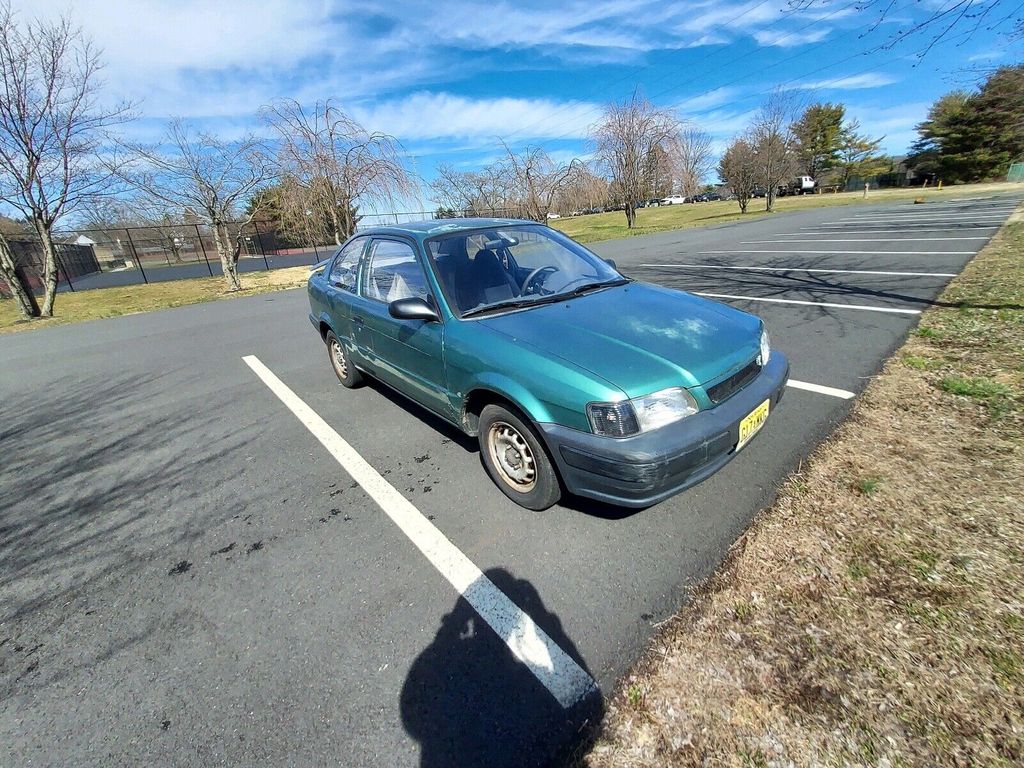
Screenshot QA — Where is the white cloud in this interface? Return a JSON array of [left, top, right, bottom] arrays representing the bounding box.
[[793, 73, 901, 91], [350, 92, 600, 143], [753, 27, 832, 47]]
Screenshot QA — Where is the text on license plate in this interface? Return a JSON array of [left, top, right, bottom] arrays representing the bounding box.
[[737, 399, 770, 451]]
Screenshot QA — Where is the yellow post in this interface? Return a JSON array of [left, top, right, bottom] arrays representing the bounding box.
[[938, 179, 943, 190]]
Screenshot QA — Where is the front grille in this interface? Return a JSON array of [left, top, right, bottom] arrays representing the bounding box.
[[706, 358, 761, 404]]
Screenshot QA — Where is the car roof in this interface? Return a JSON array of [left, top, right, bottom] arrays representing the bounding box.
[[354, 217, 535, 240]]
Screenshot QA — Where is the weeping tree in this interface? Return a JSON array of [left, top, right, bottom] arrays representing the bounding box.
[[261, 99, 416, 244], [591, 91, 680, 228], [0, 2, 131, 318], [119, 120, 275, 291], [499, 142, 583, 222]]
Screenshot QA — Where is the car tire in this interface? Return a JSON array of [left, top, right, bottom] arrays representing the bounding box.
[[478, 404, 562, 511], [325, 330, 364, 388]]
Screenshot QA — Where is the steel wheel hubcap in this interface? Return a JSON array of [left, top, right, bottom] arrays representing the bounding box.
[[330, 339, 348, 378], [487, 421, 536, 492]]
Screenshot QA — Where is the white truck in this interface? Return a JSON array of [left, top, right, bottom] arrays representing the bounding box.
[[790, 175, 817, 195]]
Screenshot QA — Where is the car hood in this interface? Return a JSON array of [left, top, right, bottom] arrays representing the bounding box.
[[476, 282, 762, 399]]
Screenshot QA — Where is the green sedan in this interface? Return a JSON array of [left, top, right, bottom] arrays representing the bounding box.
[[307, 218, 789, 510]]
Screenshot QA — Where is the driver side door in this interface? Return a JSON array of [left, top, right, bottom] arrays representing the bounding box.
[[358, 238, 451, 418]]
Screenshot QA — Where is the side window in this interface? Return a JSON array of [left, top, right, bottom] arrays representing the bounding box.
[[328, 239, 364, 294], [362, 240, 429, 304]]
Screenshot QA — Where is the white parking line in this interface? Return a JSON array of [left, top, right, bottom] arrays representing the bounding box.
[[698, 250, 974, 255], [694, 292, 921, 314], [792, 229, 996, 235], [741, 238, 987, 242], [786, 379, 856, 399], [832, 216, 1008, 223], [640, 263, 957, 277], [242, 355, 598, 709]]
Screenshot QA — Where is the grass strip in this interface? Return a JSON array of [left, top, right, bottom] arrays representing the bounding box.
[[0, 266, 311, 334], [584, 206, 1024, 766], [553, 182, 1022, 243]]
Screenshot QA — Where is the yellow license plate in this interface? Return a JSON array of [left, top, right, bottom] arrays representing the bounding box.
[[737, 399, 770, 451]]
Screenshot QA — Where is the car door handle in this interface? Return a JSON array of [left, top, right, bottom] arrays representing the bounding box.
[[353, 314, 364, 324]]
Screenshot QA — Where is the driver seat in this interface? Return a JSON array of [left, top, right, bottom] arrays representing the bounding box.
[[471, 249, 519, 305]]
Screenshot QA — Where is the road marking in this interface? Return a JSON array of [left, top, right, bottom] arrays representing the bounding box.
[[741, 237, 987, 242], [241, 355, 597, 709], [792, 229, 996, 235], [786, 379, 856, 399], [698, 249, 974, 255], [640, 263, 957, 277], [833, 216, 1008, 223], [694, 292, 921, 314]]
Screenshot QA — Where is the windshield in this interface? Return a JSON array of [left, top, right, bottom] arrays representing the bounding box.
[[426, 225, 625, 317]]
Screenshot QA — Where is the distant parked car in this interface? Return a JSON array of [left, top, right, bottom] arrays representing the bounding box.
[[752, 186, 768, 198], [704, 192, 722, 202], [307, 218, 788, 510], [546, 212, 560, 219], [661, 195, 687, 205]]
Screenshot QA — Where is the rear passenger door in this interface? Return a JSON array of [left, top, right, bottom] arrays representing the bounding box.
[[325, 237, 375, 363], [358, 238, 450, 417]]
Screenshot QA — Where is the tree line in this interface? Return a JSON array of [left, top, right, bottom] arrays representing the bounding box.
[[907, 65, 1024, 183], [2, 0, 1020, 322], [0, 4, 417, 319]]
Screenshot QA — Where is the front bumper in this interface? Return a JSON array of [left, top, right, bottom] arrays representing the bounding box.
[[539, 352, 790, 508]]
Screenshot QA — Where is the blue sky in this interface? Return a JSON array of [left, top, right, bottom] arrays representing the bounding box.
[[18, 0, 1024, 210]]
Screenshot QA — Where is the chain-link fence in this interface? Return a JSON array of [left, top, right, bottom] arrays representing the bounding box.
[[1008, 162, 1024, 183], [2, 208, 533, 296]]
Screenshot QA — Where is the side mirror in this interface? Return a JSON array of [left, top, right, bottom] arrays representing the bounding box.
[[389, 297, 440, 322], [604, 258, 618, 269]]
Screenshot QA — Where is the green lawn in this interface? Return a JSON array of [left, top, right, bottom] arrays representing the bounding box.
[[0, 266, 311, 334], [551, 181, 1024, 243]]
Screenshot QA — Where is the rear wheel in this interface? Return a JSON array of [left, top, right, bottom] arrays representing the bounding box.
[[325, 330, 363, 388], [478, 404, 561, 510]]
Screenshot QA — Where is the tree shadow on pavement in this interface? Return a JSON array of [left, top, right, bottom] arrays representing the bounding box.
[[0, 371, 257, 698], [400, 567, 603, 768]]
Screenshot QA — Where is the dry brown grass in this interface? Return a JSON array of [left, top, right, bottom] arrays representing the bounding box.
[[585, 212, 1024, 767], [0, 266, 311, 333]]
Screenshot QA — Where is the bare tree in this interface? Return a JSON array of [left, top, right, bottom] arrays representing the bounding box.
[[262, 99, 415, 244], [0, 2, 131, 318], [750, 92, 800, 212], [718, 138, 759, 214], [667, 127, 714, 198], [430, 163, 512, 216], [789, 1, 1024, 57], [591, 91, 681, 228], [118, 120, 275, 291], [499, 142, 582, 222]]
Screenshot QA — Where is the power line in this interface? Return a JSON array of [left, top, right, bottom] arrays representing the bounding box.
[[502, 0, 864, 148], [497, 0, 777, 145]]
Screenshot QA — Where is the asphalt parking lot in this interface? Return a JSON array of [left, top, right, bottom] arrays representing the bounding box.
[[2, 194, 1020, 767]]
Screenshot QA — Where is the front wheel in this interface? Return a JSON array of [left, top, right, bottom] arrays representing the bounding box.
[[325, 330, 364, 388], [478, 404, 561, 510]]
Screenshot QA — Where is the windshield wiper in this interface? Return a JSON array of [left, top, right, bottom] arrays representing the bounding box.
[[461, 278, 631, 318], [559, 277, 632, 299], [461, 298, 542, 318]]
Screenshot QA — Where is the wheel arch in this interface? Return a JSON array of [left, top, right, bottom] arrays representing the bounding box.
[[460, 379, 552, 436]]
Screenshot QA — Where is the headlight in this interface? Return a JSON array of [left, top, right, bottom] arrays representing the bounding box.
[[759, 327, 771, 366], [588, 387, 699, 437]]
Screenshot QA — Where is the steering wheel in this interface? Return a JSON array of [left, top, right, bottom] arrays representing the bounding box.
[[521, 265, 560, 295]]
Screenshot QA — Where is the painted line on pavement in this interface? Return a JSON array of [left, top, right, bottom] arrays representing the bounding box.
[[786, 379, 856, 399], [791, 229, 996, 235], [741, 237, 987, 242], [241, 354, 598, 709], [640, 263, 957, 277], [698, 249, 974, 255], [694, 292, 921, 315], [832, 216, 1008, 223]]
